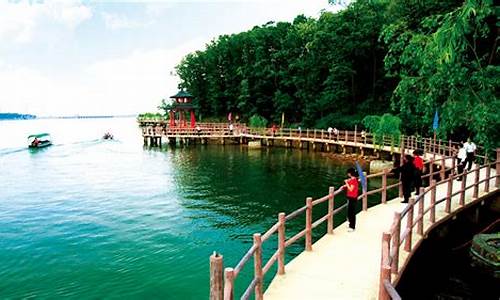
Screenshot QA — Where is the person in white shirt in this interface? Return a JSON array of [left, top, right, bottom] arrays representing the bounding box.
[[463, 138, 476, 171], [327, 127, 333, 138], [456, 143, 467, 181]]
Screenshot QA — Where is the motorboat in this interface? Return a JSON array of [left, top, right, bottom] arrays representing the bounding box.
[[103, 132, 114, 140], [28, 133, 52, 148]]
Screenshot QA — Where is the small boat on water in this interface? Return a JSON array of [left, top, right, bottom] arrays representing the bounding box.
[[102, 132, 114, 140], [28, 133, 52, 148]]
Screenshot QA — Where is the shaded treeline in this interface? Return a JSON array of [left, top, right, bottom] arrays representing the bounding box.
[[176, 0, 499, 149]]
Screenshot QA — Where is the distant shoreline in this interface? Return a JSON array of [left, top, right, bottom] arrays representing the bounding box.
[[0, 114, 137, 121]]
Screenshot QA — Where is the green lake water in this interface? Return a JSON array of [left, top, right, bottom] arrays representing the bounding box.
[[0, 118, 394, 299]]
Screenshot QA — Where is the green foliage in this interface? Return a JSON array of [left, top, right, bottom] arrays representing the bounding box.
[[176, 0, 391, 127], [363, 113, 401, 144], [382, 0, 499, 150], [137, 112, 164, 120], [174, 0, 499, 149], [157, 99, 173, 117], [248, 114, 268, 128]]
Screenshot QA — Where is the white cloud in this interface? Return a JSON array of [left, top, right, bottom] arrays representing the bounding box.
[[0, 38, 205, 116], [0, 0, 92, 43], [102, 12, 147, 30]]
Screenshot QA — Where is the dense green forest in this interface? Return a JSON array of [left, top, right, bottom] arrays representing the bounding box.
[[174, 0, 499, 149]]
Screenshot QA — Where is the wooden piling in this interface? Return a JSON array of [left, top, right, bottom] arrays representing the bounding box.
[[430, 180, 437, 223], [440, 158, 445, 181], [460, 171, 467, 206], [391, 212, 401, 274], [223, 268, 234, 300], [473, 166, 480, 199], [445, 175, 452, 214], [327, 187, 334, 234], [210, 253, 224, 300], [253, 233, 263, 300], [417, 195, 424, 236], [277, 213, 286, 275], [379, 232, 392, 300], [485, 163, 490, 193], [305, 197, 313, 251], [362, 176, 368, 211], [404, 198, 414, 252], [382, 169, 388, 204]]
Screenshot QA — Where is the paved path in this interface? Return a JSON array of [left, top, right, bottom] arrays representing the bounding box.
[[264, 165, 497, 300]]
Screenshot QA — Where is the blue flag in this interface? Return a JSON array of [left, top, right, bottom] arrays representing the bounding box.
[[355, 161, 367, 192], [432, 110, 439, 131]]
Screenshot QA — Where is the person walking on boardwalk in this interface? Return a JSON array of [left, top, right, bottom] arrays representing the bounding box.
[[464, 138, 476, 171], [392, 155, 417, 203], [342, 168, 359, 232], [456, 142, 467, 181], [413, 150, 424, 195]]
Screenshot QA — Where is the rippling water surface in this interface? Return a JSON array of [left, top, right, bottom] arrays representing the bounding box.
[[0, 118, 382, 299]]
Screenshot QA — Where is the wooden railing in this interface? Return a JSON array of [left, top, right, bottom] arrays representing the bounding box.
[[138, 121, 486, 159], [210, 186, 344, 300], [379, 149, 500, 300], [206, 128, 483, 300]]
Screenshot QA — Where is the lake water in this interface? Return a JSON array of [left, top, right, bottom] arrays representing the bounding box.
[[0, 118, 386, 299]]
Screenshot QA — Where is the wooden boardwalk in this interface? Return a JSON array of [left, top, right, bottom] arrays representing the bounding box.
[[137, 121, 498, 300], [264, 165, 497, 300]]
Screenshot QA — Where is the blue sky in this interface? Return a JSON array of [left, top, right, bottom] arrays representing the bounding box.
[[0, 0, 340, 116]]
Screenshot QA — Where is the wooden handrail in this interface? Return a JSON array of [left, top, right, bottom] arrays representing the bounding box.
[[380, 149, 500, 300], [200, 124, 497, 300]]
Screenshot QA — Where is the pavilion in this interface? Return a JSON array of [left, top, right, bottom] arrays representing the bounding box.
[[169, 90, 196, 128]]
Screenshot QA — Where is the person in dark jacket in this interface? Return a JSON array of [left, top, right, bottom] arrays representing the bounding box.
[[393, 155, 417, 203]]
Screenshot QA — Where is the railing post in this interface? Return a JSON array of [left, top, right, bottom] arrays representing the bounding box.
[[473, 165, 480, 199], [392, 212, 401, 274], [314, 129, 317, 139], [448, 140, 452, 156], [354, 125, 357, 145], [382, 169, 388, 204], [321, 129, 324, 140], [306, 128, 309, 138], [445, 175, 452, 214], [277, 213, 286, 275], [344, 130, 348, 143], [417, 194, 424, 236], [404, 198, 414, 252], [485, 162, 490, 193], [428, 180, 437, 223], [460, 171, 467, 206], [362, 175, 368, 211], [210, 253, 224, 300], [327, 187, 335, 234], [379, 232, 392, 300], [451, 152, 456, 174], [305, 197, 313, 251], [223, 268, 234, 300], [399, 138, 404, 199], [440, 158, 445, 181], [253, 233, 263, 300], [496, 148, 500, 188], [429, 159, 434, 182]]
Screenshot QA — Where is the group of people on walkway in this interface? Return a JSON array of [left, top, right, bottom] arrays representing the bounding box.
[[340, 138, 477, 232]]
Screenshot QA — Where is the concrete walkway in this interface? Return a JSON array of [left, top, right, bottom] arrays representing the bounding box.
[[264, 166, 497, 300]]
